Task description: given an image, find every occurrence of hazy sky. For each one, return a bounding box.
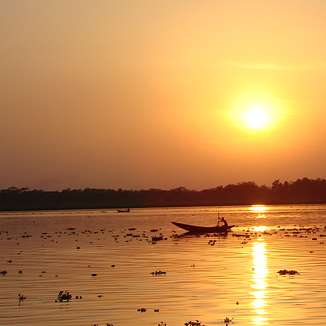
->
[1,0,326,191]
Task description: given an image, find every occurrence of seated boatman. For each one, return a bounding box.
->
[220,217,228,227]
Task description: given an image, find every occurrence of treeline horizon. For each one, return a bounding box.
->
[1,177,326,211]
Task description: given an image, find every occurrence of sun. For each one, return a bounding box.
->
[227,92,286,132]
[242,103,270,129]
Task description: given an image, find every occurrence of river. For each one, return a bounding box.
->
[1,204,326,325]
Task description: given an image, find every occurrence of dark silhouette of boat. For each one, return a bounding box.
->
[171,221,234,234]
[117,208,130,213]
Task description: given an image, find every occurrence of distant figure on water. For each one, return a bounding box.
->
[220,217,228,227]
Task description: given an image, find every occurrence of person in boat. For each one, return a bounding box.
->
[219,217,228,228]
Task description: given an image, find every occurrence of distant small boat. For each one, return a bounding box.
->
[117,208,130,213]
[171,221,234,234]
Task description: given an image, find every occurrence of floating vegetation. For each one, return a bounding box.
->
[277,269,300,275]
[151,270,166,275]
[18,294,26,301]
[184,320,206,326]
[56,290,72,302]
[151,235,166,242]
[223,317,234,325]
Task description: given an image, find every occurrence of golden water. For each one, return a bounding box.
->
[1,205,326,325]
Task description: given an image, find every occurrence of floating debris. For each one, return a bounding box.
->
[56,290,72,302]
[0,270,8,275]
[151,270,166,275]
[223,317,234,325]
[277,269,300,275]
[185,320,206,326]
[151,235,165,242]
[137,308,147,312]
[18,294,26,301]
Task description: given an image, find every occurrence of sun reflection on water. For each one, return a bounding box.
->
[252,226,267,232]
[251,239,269,325]
[250,205,268,218]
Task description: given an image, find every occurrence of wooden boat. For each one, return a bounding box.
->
[117,208,130,213]
[171,221,234,234]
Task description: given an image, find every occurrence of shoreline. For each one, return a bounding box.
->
[1,201,326,212]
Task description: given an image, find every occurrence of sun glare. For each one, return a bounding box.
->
[227,92,286,132]
[242,104,270,129]
[251,240,269,325]
[250,205,268,214]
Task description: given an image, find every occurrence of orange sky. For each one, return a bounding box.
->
[1,0,326,190]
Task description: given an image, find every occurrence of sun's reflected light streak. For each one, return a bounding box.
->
[250,205,268,219]
[250,205,268,213]
[251,226,268,232]
[251,240,269,325]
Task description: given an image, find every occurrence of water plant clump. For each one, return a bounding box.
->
[151,270,167,275]
[223,317,234,325]
[277,269,300,275]
[56,290,72,302]
[184,320,206,326]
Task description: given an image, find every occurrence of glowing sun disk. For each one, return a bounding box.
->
[227,92,287,132]
[243,104,270,129]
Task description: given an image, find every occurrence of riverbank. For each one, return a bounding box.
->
[2,178,326,211]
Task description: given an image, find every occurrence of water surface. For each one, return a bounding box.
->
[1,205,326,325]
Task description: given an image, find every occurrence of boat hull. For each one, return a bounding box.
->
[117,208,130,213]
[171,221,234,234]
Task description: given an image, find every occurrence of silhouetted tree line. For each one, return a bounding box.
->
[1,178,326,211]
